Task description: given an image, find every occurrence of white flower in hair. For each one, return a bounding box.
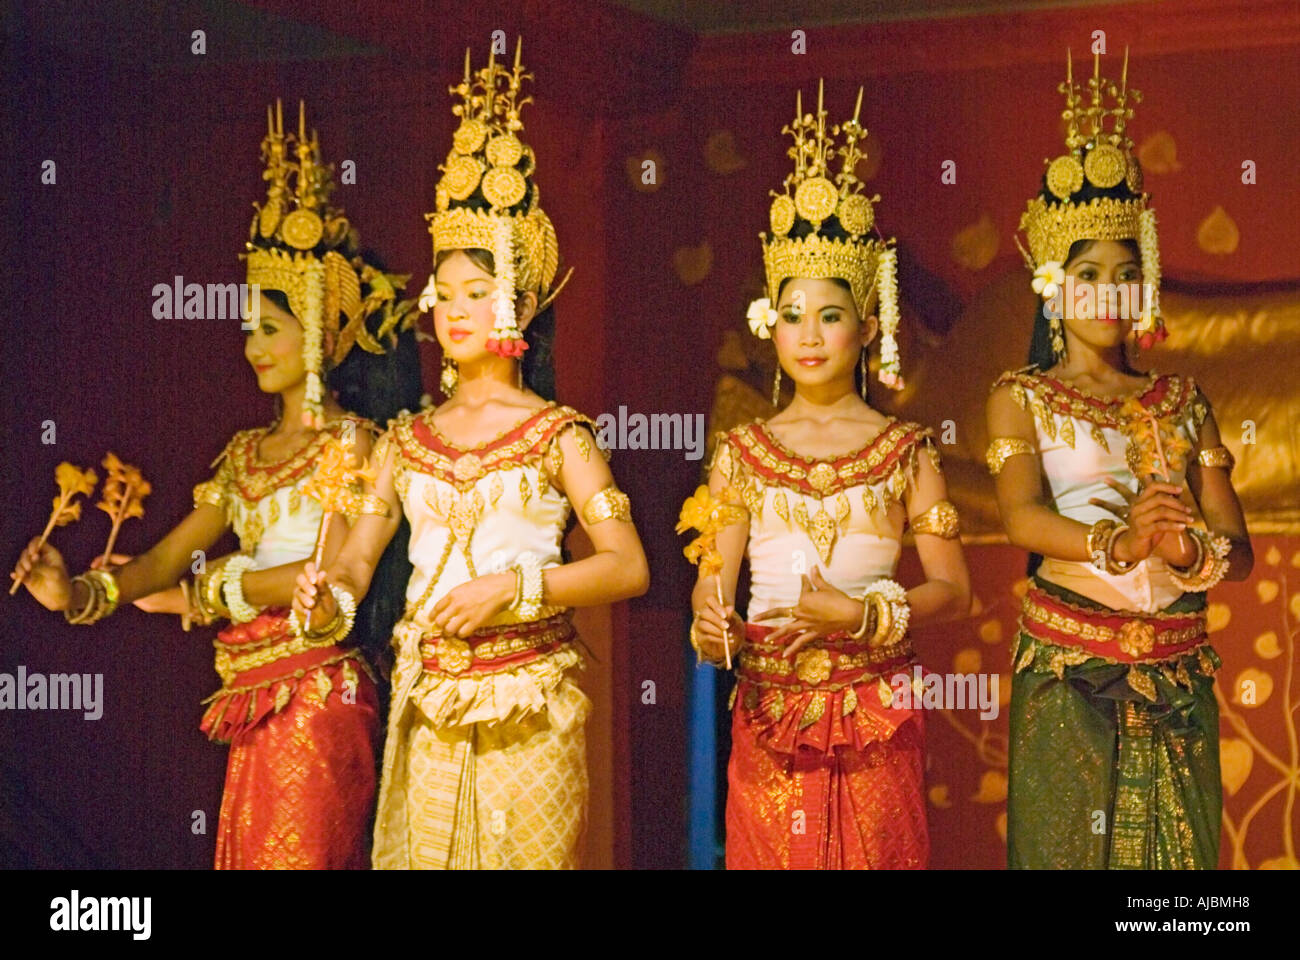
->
[1031,261,1065,301]
[417,274,438,312]
[746,298,778,339]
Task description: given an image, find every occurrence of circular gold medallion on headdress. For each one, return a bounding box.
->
[794,176,838,225]
[770,194,796,237]
[452,119,488,156]
[1083,144,1126,189]
[442,155,483,201]
[280,209,323,250]
[1045,155,1084,200]
[1125,155,1144,194]
[481,166,527,209]
[485,134,524,168]
[258,200,282,239]
[837,194,874,236]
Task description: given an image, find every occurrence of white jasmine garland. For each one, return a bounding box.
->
[490,217,520,350]
[746,297,778,339]
[301,259,326,427]
[876,247,903,390]
[1138,208,1161,328]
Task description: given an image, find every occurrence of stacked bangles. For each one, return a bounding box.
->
[291,581,358,643]
[64,569,120,625]
[1087,518,1230,590]
[1086,518,1136,575]
[849,578,911,648]
[1167,527,1231,592]
[193,560,232,624]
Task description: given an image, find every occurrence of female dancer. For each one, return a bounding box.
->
[14,102,422,868]
[986,52,1252,869]
[690,83,970,869]
[293,44,649,870]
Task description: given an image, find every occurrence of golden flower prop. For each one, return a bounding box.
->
[96,452,151,569]
[299,430,379,570]
[677,484,747,667]
[1119,397,1192,482]
[10,462,98,594]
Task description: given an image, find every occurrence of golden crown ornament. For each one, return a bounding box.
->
[1018,49,1166,349]
[754,82,903,389]
[425,39,571,359]
[244,100,418,427]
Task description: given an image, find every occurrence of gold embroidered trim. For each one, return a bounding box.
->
[993,369,1205,447]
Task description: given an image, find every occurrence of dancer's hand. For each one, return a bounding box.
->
[753,567,860,658]
[12,537,73,611]
[1112,481,1194,565]
[431,572,517,639]
[693,595,744,664]
[292,561,337,633]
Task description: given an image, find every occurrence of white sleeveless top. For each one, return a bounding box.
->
[712,419,939,623]
[995,369,1208,613]
[376,403,599,630]
[193,418,376,577]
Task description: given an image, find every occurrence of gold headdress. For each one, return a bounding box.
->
[750,81,903,389]
[245,100,417,426]
[422,39,569,358]
[1019,49,1165,352]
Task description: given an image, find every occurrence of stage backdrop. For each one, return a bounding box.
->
[3,0,1297,871]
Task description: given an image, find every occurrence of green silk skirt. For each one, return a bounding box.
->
[1007,578,1221,869]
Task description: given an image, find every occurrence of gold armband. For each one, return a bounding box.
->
[911,500,960,539]
[986,437,1035,476]
[582,484,632,525]
[1197,446,1235,471]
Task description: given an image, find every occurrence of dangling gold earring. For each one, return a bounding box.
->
[516,360,523,390]
[1049,309,1068,362]
[858,348,868,400]
[771,364,782,407]
[440,355,458,397]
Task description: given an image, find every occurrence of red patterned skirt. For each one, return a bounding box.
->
[725,623,928,870]
[199,608,379,869]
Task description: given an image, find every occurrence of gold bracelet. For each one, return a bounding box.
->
[1104,524,1137,575]
[63,575,100,625]
[1167,528,1230,592]
[1087,518,1118,572]
[848,595,876,640]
